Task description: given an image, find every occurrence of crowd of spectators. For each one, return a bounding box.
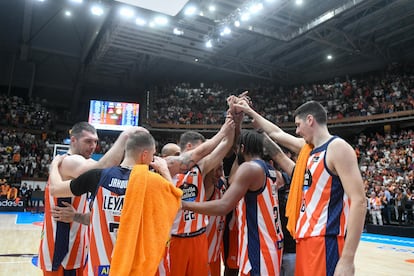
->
[0,94,55,131]
[0,129,52,182]
[0,180,43,207]
[151,82,229,125]
[356,130,414,225]
[149,64,414,125]
[0,64,413,224]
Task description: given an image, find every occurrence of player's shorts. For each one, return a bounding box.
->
[295,235,344,276]
[169,231,209,276]
[42,265,83,276]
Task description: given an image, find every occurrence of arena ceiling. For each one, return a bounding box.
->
[1,0,414,105]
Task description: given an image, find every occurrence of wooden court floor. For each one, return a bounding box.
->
[0,212,413,276]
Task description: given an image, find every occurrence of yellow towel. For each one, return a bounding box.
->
[285,144,313,239]
[110,165,183,275]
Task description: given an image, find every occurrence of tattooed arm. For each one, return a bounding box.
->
[263,132,295,177]
[166,118,235,175]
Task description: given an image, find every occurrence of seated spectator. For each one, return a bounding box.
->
[0,181,10,199]
[7,185,18,201]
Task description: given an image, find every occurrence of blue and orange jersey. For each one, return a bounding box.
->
[296,136,350,239]
[171,165,208,235]
[85,167,130,276]
[38,182,89,271]
[206,177,226,263]
[237,160,283,275]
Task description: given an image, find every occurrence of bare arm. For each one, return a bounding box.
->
[59,155,98,180]
[200,136,233,178]
[199,116,235,175]
[166,118,235,175]
[182,162,263,216]
[60,127,149,179]
[150,156,173,183]
[49,155,75,197]
[52,201,90,225]
[329,140,366,276]
[263,133,295,176]
[229,107,243,157]
[234,99,304,153]
[49,155,101,198]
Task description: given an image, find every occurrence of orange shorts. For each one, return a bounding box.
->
[42,265,83,276]
[296,235,344,276]
[223,220,239,269]
[168,232,209,276]
[209,258,221,276]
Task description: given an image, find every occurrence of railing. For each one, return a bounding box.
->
[147,109,414,130]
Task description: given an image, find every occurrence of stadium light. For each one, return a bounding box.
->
[184,5,197,16]
[220,26,231,36]
[154,16,169,26]
[249,3,263,14]
[119,7,135,18]
[135,17,147,26]
[223,26,231,35]
[240,12,250,21]
[91,5,104,16]
[173,28,184,35]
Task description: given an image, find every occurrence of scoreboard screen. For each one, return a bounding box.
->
[88,100,140,131]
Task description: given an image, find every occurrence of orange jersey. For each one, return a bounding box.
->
[170,165,208,235]
[38,184,89,271]
[88,183,129,275]
[40,166,131,274]
[369,197,381,210]
[237,160,283,275]
[206,178,226,263]
[296,137,350,239]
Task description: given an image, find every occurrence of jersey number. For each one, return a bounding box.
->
[109,222,120,233]
[184,210,196,221]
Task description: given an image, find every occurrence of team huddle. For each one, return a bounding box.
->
[38,93,366,276]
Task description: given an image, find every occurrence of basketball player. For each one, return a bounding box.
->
[182,130,284,275]
[48,130,175,275]
[165,115,235,276]
[204,164,227,276]
[161,143,181,157]
[234,99,366,276]
[38,122,146,276]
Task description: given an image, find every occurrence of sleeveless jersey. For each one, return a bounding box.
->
[369,197,381,211]
[38,181,89,271]
[206,178,226,263]
[85,166,131,276]
[296,136,350,239]
[170,165,208,235]
[237,160,283,275]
